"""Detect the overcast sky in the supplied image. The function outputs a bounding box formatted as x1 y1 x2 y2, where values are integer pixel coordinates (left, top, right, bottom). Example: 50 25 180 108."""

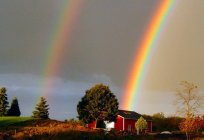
0 0 204 120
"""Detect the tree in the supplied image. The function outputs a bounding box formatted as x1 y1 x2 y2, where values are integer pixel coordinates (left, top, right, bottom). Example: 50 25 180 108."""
175 81 202 118
179 117 204 140
152 112 165 119
151 113 183 132
0 87 9 116
135 116 147 135
77 84 119 127
152 112 166 131
32 97 49 119
7 97 21 116
175 81 203 140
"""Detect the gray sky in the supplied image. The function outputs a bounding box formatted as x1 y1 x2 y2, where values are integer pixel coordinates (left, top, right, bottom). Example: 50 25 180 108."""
0 0 204 120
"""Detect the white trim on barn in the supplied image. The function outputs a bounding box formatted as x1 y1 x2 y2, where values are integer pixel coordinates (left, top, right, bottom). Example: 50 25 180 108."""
118 115 125 131
123 118 125 131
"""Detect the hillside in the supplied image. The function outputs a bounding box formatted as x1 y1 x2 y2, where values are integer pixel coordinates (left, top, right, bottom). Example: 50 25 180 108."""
0 117 99 140
0 117 203 140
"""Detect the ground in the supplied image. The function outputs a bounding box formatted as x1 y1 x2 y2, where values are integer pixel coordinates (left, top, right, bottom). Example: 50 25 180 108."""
0 117 204 140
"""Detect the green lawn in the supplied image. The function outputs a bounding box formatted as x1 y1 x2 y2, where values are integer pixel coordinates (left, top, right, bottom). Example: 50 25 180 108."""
0 116 34 128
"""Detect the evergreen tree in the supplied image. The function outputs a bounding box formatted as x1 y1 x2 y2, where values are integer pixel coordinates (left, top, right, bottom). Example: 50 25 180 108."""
32 96 49 119
7 97 21 116
0 87 9 116
77 84 119 127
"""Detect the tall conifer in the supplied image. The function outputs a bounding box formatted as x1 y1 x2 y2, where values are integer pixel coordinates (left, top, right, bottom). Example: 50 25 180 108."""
32 97 49 119
0 87 9 116
7 97 21 116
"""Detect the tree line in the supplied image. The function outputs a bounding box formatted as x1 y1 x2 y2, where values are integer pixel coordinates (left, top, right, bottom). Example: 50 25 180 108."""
0 84 118 123
0 87 49 119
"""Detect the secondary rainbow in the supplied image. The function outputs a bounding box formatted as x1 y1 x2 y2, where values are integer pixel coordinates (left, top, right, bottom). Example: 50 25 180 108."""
122 0 177 110
42 0 82 97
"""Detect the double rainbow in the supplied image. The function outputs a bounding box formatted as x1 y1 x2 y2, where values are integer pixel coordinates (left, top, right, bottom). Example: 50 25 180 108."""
122 0 177 111
41 0 177 111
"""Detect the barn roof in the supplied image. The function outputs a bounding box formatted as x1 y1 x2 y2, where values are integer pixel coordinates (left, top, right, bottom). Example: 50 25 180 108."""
118 110 152 121
118 110 141 119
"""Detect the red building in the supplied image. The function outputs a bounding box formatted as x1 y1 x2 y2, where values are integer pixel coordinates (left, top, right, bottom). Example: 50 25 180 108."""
114 110 152 132
88 110 152 132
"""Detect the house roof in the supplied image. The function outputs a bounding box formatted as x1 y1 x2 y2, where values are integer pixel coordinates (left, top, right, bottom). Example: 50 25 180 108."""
118 110 152 121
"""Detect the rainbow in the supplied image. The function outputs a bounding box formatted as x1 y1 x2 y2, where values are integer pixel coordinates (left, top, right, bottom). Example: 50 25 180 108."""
42 0 82 97
122 0 177 110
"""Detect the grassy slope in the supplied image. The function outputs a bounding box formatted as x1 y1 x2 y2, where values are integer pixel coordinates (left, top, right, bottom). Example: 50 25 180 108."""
0 116 35 129
0 117 196 140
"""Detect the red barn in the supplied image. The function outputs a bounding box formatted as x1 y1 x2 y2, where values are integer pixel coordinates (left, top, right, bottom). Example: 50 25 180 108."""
88 110 152 133
114 110 152 132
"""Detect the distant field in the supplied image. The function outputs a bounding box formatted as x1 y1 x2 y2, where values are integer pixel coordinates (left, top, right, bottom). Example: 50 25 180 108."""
0 116 34 128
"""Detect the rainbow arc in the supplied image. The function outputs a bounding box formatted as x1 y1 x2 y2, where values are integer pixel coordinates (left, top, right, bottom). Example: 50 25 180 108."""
122 0 177 111
42 0 82 97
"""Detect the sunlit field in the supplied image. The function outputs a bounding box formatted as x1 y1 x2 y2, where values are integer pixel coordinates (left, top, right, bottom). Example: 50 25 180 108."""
0 117 204 140
0 116 34 127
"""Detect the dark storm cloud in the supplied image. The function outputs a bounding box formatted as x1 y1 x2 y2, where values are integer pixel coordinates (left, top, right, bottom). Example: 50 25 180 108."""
0 0 158 85
0 0 68 74
61 0 159 86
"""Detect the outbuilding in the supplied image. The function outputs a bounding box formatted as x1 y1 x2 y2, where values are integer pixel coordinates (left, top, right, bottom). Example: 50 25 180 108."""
87 110 152 132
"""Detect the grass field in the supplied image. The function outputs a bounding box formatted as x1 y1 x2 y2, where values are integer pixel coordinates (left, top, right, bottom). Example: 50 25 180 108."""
0 116 35 128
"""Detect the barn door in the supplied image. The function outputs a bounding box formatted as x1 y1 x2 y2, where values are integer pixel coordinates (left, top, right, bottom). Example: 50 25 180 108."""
128 125 131 132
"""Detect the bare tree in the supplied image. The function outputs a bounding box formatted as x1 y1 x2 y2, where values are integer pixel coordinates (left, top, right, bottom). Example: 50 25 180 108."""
175 81 203 140
175 81 202 118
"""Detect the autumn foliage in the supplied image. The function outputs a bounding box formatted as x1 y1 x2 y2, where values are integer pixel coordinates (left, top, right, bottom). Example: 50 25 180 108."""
179 117 204 133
